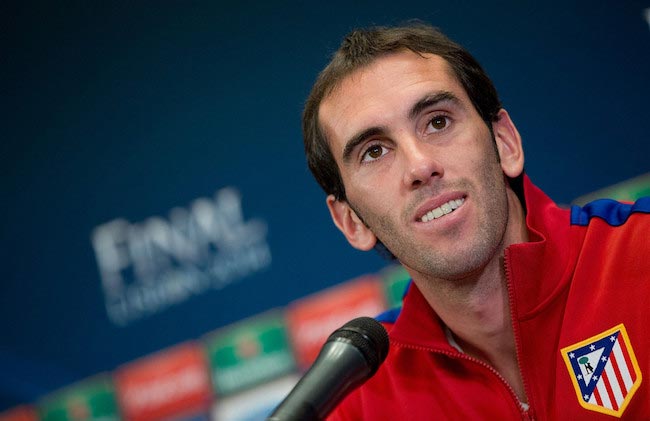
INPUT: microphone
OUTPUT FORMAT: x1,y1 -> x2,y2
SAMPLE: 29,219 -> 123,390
268,316 -> 389,421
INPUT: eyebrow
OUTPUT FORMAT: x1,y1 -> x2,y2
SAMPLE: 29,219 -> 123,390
408,91 -> 462,120
340,91 -> 462,164
342,126 -> 387,163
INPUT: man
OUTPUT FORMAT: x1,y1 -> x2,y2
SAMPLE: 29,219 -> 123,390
302,23 -> 649,419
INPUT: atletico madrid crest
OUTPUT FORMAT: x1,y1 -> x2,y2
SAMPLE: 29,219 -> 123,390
561,324 -> 642,417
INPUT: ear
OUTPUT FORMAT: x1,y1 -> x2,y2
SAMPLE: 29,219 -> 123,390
493,109 -> 524,178
326,195 -> 377,251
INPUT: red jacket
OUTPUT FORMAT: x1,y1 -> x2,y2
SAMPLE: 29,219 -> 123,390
329,177 -> 650,420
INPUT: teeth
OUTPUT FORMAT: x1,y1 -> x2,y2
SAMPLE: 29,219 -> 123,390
421,198 -> 465,222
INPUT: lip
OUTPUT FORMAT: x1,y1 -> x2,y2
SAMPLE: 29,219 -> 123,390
414,191 -> 467,223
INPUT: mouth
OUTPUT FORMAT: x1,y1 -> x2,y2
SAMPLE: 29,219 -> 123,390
418,197 -> 466,223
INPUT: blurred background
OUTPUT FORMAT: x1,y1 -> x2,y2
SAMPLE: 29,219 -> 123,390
3,1 -> 650,419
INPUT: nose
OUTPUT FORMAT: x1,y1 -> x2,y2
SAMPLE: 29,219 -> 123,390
401,136 -> 443,189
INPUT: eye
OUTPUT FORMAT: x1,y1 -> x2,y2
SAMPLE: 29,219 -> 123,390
361,144 -> 388,163
426,115 -> 450,133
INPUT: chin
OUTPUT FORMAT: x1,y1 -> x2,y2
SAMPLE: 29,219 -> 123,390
408,243 -> 500,281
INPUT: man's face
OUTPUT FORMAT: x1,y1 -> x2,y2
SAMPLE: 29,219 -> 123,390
319,50 -> 519,281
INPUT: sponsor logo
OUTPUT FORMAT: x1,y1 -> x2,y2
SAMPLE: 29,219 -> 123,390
561,324 -> 642,417
211,375 -> 300,421
37,376 -> 118,421
0,405 -> 38,421
91,187 -> 271,326
380,264 -> 410,309
114,343 -> 212,421
204,312 -> 295,396
286,276 -> 386,369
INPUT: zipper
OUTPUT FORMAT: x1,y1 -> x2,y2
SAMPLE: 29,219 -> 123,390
389,249 -> 538,420
395,341 -> 535,420
504,247 -> 536,421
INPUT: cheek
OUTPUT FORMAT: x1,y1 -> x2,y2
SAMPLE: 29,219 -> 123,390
352,193 -> 392,221
465,138 -> 502,176
342,166 -> 395,205
345,185 -> 399,231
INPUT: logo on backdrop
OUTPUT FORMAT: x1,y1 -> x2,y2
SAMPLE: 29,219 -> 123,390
91,187 -> 272,326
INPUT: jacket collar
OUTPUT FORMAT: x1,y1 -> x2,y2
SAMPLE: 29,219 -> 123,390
389,175 -> 575,346
506,175 -> 575,319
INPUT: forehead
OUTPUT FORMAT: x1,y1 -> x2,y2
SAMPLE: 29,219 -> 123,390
319,51 -> 470,151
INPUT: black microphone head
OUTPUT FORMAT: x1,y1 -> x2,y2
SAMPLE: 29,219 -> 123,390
325,316 -> 389,375
268,317 -> 389,420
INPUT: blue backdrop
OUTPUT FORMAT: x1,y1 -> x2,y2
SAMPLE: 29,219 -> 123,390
3,0 -> 650,411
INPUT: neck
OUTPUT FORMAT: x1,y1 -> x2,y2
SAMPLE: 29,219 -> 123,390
417,250 -> 516,364
411,187 -> 529,402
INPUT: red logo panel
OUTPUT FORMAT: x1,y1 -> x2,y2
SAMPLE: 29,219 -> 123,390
114,342 -> 212,420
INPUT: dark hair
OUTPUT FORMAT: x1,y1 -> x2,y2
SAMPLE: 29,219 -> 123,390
303,22 -> 502,201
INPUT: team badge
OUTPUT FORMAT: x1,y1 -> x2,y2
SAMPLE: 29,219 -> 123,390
561,324 -> 642,417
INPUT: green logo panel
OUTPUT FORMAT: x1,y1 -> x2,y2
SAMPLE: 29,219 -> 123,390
381,265 -> 411,309
37,375 -> 119,421
204,310 -> 295,396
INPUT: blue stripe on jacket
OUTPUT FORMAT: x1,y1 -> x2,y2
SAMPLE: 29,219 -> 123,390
570,197 -> 650,226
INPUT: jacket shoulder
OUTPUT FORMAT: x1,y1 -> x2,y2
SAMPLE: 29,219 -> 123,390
570,197 -> 650,227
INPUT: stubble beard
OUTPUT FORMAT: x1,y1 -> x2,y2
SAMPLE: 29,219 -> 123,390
350,153 -> 510,284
